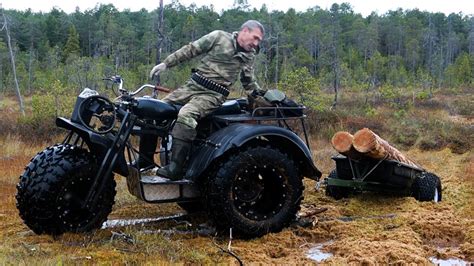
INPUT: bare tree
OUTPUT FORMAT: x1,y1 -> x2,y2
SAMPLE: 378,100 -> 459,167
446,16 -> 460,65
150,0 -> 165,88
155,0 -> 164,65
1,6 -> 25,116
27,44 -> 34,94
328,4 -> 342,109
423,15 -> 437,77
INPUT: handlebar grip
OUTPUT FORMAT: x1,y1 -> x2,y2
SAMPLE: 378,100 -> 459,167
155,85 -> 171,93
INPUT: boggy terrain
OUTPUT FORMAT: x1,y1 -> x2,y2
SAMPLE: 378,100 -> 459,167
0,134 -> 472,264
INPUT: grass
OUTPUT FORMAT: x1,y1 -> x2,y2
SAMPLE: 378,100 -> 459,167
4,139 -> 471,264
0,88 -> 473,263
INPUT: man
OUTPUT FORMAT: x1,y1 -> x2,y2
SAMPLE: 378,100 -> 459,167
148,20 -> 265,181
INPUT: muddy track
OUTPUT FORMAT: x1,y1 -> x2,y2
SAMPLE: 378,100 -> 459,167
0,148 -> 472,264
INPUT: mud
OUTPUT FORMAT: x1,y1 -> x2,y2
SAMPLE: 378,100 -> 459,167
0,144 -> 472,264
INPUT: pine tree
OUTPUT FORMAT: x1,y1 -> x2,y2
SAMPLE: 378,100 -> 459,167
63,24 -> 80,61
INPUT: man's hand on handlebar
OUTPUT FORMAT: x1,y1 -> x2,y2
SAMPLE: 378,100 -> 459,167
149,63 -> 167,79
250,88 -> 267,97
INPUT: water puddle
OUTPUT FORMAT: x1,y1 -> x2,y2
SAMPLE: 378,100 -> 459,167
306,241 -> 333,262
429,257 -> 472,266
101,213 -> 187,229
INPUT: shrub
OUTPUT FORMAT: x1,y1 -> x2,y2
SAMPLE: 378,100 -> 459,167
449,98 -> 474,116
413,116 -> 472,154
343,115 -> 386,135
306,109 -> 345,141
14,80 -> 76,142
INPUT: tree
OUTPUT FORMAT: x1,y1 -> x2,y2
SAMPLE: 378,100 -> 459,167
468,17 -> 474,55
326,3 -> 343,109
63,24 -> 80,61
423,14 -> 439,80
278,67 -> 323,109
1,7 -> 25,115
45,8 -> 67,48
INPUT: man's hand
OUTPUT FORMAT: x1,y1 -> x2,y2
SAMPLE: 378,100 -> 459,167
248,89 -> 272,111
149,63 -> 167,79
250,89 -> 267,97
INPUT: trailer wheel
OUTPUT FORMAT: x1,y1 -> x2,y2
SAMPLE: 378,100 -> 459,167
206,146 -> 303,238
412,172 -> 442,202
325,169 -> 351,200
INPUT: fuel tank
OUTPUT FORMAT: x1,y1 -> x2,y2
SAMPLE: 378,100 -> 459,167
134,97 -> 178,120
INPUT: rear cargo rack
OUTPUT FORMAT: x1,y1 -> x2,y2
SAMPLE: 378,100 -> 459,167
212,105 -> 311,150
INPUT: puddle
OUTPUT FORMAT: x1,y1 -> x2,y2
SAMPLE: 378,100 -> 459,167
429,257 -> 472,266
306,241 -> 333,262
101,213 -> 187,229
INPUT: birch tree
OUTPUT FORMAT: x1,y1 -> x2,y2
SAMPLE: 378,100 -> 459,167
1,7 -> 25,115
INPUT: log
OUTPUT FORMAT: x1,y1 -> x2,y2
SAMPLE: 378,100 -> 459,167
331,131 -> 364,159
352,128 -> 422,169
331,131 -> 353,153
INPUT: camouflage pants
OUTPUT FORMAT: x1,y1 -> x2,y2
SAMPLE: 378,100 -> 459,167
162,78 -> 226,129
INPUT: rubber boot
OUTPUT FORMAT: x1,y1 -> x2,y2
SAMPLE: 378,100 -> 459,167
156,123 -> 196,180
133,134 -> 158,169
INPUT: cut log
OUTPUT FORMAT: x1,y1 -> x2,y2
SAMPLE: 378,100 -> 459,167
352,128 -> 423,169
331,131 -> 353,153
331,131 -> 364,159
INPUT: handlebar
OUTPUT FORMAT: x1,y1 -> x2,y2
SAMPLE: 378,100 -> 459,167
129,84 -> 170,96
103,75 -> 171,98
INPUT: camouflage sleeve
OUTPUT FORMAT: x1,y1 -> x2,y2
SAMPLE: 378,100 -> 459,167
240,62 -> 261,91
163,31 -> 220,68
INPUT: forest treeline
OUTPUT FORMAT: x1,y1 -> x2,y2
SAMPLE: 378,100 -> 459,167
1,1 -> 473,107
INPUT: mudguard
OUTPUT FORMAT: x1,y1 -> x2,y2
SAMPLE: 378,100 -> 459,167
186,123 -> 322,181
57,117 -> 111,149
56,117 -> 129,176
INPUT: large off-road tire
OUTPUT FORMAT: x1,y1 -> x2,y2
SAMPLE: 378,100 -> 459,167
411,172 -> 442,202
325,169 -> 351,200
16,144 -> 116,235
206,146 -> 303,238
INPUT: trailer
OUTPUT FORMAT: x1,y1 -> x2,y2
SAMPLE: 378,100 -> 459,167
324,155 -> 442,202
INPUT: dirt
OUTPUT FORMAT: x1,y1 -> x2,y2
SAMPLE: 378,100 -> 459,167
0,139 -> 472,264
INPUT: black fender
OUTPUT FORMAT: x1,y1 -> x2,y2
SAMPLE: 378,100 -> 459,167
56,117 -> 129,176
186,123 -> 322,181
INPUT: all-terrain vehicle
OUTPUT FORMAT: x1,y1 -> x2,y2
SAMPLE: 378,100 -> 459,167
16,75 -> 321,237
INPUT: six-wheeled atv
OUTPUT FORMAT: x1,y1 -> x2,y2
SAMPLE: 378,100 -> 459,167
16,76 -> 321,237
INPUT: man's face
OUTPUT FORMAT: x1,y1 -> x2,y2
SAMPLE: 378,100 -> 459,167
237,27 -> 263,52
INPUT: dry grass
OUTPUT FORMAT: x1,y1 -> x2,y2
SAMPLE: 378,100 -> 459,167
0,133 -> 472,264
0,136 -> 224,264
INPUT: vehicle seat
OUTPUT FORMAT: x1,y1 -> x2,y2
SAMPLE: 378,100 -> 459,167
158,99 -> 241,118
210,100 -> 241,115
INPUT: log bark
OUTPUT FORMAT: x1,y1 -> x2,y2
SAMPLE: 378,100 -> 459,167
353,128 -> 422,169
331,131 -> 364,159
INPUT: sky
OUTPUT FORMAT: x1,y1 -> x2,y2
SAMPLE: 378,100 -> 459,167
0,0 -> 473,17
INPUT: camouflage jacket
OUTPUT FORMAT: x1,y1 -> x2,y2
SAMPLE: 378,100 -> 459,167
163,30 -> 261,91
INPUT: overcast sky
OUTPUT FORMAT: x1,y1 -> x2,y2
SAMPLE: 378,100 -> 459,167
1,0 -> 473,17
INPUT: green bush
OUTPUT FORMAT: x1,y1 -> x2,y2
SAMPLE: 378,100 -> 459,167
15,80 -> 76,141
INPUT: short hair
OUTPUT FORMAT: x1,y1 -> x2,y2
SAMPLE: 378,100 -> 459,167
240,20 -> 265,36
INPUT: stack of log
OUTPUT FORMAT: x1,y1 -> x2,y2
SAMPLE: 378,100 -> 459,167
331,128 -> 423,170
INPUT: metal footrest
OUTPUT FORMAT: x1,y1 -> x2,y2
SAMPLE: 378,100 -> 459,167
140,175 -> 200,202
141,175 -> 194,185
